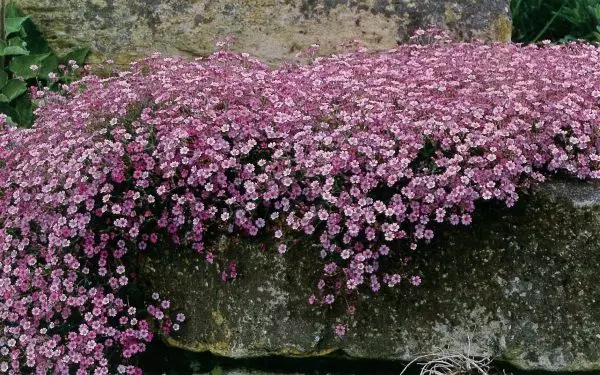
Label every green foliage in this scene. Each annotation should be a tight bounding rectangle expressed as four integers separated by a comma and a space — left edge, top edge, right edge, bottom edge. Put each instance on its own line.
0, 1, 89, 127
512, 0, 600, 43
556, 0, 600, 41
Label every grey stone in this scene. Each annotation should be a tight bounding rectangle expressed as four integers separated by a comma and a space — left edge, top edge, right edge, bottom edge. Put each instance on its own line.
141, 180, 600, 372
14, 0, 511, 65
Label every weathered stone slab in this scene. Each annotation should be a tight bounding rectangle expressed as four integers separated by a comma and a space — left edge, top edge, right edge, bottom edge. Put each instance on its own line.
15, 0, 511, 65
141, 180, 600, 372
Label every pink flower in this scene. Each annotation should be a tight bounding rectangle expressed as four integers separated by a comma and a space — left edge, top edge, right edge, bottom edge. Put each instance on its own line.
3, 38, 600, 373
277, 244, 287, 254
411, 276, 422, 286
378, 245, 390, 256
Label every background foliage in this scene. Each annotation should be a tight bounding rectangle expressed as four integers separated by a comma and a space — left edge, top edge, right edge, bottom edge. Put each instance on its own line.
512, 0, 600, 43
0, 1, 88, 127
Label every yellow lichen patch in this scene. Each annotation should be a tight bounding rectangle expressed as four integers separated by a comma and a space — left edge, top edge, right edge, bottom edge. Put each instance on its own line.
277, 346, 337, 358
86, 53, 144, 66
89, 0, 108, 7
209, 309, 233, 344
444, 5, 461, 25
165, 337, 233, 355
211, 310, 226, 326
492, 14, 512, 42
165, 336, 337, 357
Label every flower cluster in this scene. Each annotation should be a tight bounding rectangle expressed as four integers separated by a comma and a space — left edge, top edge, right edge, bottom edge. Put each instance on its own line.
2, 37, 600, 372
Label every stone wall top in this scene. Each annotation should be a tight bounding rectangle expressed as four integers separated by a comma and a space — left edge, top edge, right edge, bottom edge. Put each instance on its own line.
15, 0, 511, 65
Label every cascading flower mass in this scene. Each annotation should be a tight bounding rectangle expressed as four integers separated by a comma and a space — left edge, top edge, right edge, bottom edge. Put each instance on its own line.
2, 36, 600, 373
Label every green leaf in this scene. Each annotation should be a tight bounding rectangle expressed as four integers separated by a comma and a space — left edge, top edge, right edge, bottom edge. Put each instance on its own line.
5, 2, 24, 18
61, 47, 90, 65
209, 367, 223, 375
0, 38, 29, 55
0, 45, 29, 56
8, 53, 50, 79
2, 79, 27, 102
0, 71, 8, 88
0, 94, 10, 103
5, 16, 30, 36
8, 36, 25, 47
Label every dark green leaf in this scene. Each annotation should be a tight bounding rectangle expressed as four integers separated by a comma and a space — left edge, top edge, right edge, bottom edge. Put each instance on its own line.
2, 79, 27, 101
13, 95, 34, 126
39, 53, 59, 81
61, 47, 90, 65
8, 53, 49, 78
21, 19, 50, 54
0, 94, 10, 103
1, 95, 35, 127
0, 71, 8, 88
0, 103, 19, 126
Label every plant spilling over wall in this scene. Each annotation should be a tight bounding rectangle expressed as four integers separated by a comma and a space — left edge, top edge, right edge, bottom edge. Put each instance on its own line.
2, 31, 600, 373
0, 1, 88, 127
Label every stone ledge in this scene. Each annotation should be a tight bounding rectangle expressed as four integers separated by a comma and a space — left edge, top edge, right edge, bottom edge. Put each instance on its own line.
141, 180, 600, 372
14, 0, 510, 65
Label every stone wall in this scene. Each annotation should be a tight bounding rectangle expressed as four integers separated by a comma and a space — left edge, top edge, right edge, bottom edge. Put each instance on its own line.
141, 181, 600, 372
15, 0, 511, 64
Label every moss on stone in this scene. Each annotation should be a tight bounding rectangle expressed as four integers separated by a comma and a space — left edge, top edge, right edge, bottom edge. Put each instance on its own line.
140, 181, 600, 371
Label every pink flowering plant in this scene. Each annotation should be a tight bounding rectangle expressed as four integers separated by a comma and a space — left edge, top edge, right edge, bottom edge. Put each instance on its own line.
2, 30, 600, 372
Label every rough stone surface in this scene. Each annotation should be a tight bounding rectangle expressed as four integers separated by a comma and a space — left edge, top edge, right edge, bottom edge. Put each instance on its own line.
141, 180, 600, 372
14, 0, 510, 65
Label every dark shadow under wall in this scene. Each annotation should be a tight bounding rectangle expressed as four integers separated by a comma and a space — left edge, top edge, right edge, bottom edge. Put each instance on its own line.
137, 339, 600, 375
